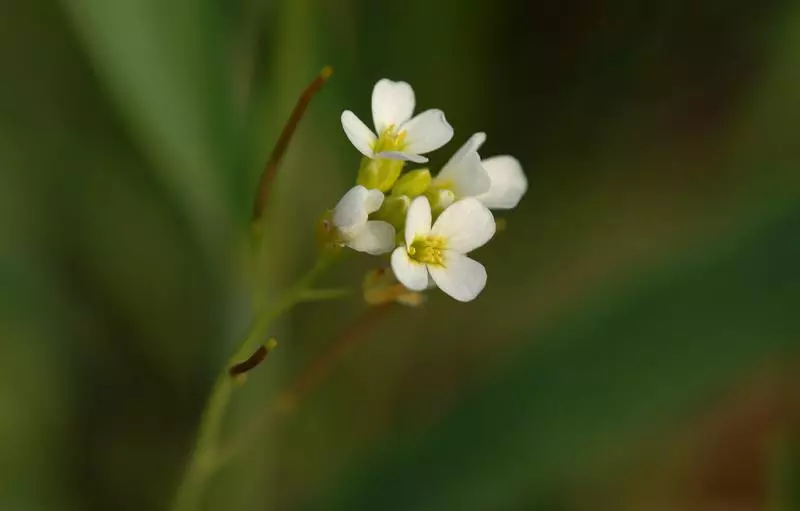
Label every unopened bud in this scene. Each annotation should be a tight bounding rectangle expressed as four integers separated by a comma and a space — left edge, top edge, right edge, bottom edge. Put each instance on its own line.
356, 157, 404, 192
362, 267, 426, 307
426, 188, 455, 214
374, 195, 410, 231
391, 169, 431, 198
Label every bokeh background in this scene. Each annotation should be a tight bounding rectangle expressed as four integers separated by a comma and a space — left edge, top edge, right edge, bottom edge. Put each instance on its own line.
3, 0, 800, 509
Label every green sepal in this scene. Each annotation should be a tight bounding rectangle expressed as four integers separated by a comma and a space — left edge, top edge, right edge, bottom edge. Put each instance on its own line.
391, 169, 431, 198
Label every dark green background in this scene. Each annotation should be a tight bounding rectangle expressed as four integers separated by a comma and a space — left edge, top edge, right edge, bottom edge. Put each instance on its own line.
2, 0, 800, 509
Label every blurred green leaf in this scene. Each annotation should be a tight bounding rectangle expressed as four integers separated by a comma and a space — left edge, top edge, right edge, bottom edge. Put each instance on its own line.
60, 0, 239, 242
321, 204, 800, 511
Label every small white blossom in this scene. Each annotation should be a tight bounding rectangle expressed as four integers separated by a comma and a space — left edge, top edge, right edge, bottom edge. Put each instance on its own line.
332, 186, 395, 255
433, 133, 528, 209
341, 79, 454, 164
391, 196, 495, 302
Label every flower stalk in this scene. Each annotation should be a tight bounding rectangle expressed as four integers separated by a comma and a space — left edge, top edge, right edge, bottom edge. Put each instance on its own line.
170, 256, 333, 511
173, 66, 336, 509
171, 71, 529, 511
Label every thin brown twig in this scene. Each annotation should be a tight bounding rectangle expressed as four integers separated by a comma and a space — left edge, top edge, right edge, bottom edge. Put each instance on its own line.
228, 339, 280, 377
228, 345, 268, 377
251, 66, 334, 223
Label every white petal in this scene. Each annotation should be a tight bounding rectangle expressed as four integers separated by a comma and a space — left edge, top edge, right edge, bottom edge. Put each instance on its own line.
434, 149, 491, 198
341, 111, 376, 158
391, 247, 429, 291
431, 198, 495, 253
372, 79, 415, 134
404, 196, 432, 248
427, 273, 437, 289
374, 151, 428, 164
399, 109, 454, 155
428, 251, 487, 302
443, 132, 487, 171
347, 221, 396, 255
433, 189, 455, 210
364, 189, 385, 214
475, 156, 528, 209
332, 185, 369, 236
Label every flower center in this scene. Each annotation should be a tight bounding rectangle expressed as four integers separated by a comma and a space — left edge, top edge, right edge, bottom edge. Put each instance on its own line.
408, 236, 447, 266
372, 124, 407, 153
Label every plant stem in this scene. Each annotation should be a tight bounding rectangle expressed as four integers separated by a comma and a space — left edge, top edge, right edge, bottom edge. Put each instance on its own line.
170, 257, 332, 511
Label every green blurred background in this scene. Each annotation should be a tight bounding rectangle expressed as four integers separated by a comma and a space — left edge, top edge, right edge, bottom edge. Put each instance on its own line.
3, 0, 800, 509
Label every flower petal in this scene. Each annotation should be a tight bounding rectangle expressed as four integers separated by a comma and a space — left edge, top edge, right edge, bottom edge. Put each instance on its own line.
374, 151, 428, 164
434, 149, 491, 198
332, 185, 369, 236
404, 196, 432, 248
430, 189, 455, 210
391, 247, 429, 291
399, 109, 454, 155
428, 251, 487, 302
475, 156, 528, 209
431, 198, 495, 253
347, 221, 396, 255
364, 188, 385, 214
372, 79, 415, 134
443, 132, 487, 171
341, 110, 376, 157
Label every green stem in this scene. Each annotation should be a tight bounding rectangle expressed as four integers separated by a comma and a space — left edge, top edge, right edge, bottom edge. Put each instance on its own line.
170, 257, 332, 511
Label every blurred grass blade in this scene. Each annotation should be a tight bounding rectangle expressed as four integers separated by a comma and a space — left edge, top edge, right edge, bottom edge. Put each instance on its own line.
322, 204, 800, 511
60, 0, 237, 246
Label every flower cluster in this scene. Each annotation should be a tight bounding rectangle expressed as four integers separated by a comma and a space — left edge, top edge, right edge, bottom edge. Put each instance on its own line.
322, 79, 527, 302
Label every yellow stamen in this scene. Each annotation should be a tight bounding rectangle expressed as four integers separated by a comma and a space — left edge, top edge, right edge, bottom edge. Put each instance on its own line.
372, 124, 408, 153
357, 125, 409, 191
409, 236, 447, 266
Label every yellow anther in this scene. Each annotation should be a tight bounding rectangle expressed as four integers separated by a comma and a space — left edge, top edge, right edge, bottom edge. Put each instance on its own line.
409, 236, 447, 266
358, 125, 409, 191
373, 124, 408, 153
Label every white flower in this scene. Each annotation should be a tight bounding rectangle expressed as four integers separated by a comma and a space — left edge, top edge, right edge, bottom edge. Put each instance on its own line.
341, 79, 454, 164
433, 132, 528, 209
332, 186, 396, 255
391, 196, 495, 302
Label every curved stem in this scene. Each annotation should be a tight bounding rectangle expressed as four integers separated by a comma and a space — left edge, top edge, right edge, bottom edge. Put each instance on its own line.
251, 66, 333, 223
170, 257, 332, 511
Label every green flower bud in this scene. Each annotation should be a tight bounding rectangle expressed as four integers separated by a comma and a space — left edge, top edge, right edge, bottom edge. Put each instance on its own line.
356, 156, 405, 192
425, 188, 455, 216
373, 194, 410, 231
391, 168, 431, 198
